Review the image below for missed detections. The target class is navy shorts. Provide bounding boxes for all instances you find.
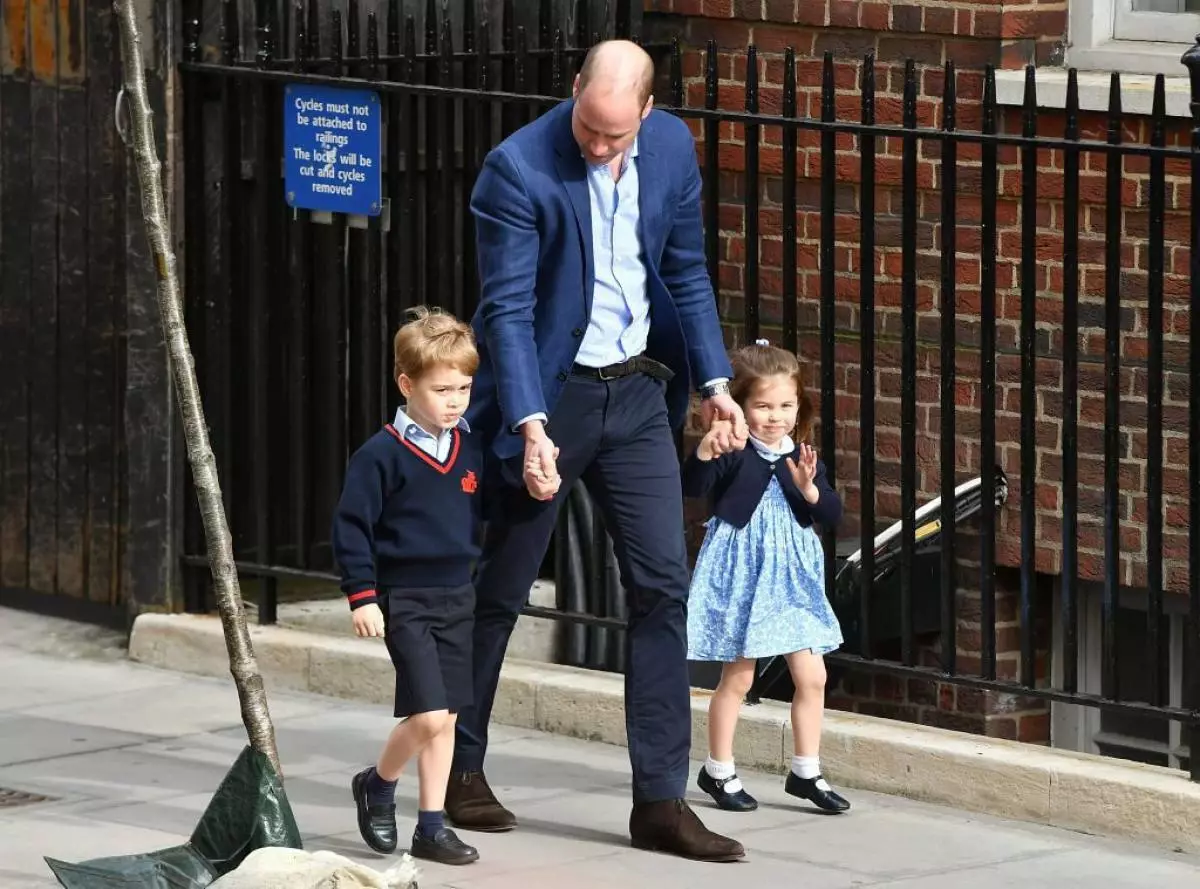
[381,583,475,718]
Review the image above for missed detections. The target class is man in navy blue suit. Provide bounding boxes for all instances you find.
[446,39,748,862]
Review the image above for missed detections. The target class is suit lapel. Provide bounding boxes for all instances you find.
[634,119,664,254]
[553,103,594,311]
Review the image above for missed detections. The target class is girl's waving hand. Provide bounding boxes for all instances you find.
[786,444,821,504]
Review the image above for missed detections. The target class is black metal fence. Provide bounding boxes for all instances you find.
[178,0,1200,778]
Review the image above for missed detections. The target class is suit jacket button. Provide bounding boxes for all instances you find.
[572,327,583,337]
[557,371,568,381]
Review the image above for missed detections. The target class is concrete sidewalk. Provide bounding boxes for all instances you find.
[1,623,1198,887]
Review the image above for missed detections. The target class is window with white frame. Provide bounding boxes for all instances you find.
[1070,0,1200,77]
[1050,580,1192,772]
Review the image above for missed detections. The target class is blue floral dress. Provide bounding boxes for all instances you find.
[687,438,843,662]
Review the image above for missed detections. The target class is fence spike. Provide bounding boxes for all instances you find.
[821,50,833,121]
[183,1,201,63]
[306,0,319,65]
[347,0,360,59]
[404,14,416,80]
[255,0,274,67]
[540,0,553,49]
[669,37,682,108]
[745,44,758,113]
[220,0,239,64]
[782,45,795,117]
[331,8,342,69]
[552,28,566,96]
[292,0,305,67]
[425,0,438,53]
[367,11,379,77]
[387,0,400,55]
[463,0,476,52]
[943,59,956,131]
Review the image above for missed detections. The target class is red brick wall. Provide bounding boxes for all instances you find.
[654,1,1194,741]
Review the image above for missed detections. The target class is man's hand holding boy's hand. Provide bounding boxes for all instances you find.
[352,602,385,638]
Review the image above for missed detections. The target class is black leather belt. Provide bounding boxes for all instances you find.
[570,355,674,383]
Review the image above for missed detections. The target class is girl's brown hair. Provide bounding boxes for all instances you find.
[728,341,815,442]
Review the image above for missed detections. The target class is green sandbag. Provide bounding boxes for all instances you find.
[44,844,217,888]
[188,745,303,876]
[44,745,303,888]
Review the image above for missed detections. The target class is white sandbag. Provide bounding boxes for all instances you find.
[209,847,420,889]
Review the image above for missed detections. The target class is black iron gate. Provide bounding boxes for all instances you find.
[178,0,657,665]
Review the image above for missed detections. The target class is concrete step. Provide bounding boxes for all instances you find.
[260,580,561,665]
[128,612,1200,856]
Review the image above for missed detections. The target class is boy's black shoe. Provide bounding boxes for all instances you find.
[784,772,850,813]
[351,768,398,853]
[696,767,758,812]
[410,827,480,865]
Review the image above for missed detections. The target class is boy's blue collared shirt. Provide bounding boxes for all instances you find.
[393,406,470,463]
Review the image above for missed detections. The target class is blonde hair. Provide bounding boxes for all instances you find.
[393,306,479,381]
[729,341,815,442]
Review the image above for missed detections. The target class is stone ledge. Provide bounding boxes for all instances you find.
[129,612,1200,853]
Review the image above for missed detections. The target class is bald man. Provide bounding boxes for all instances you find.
[451,40,747,862]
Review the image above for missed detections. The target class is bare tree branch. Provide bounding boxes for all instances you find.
[114,0,282,776]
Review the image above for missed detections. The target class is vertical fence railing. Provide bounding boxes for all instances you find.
[978,68,999,682]
[938,61,957,676]
[898,59,918,669]
[178,0,652,650]
[1018,68,1037,689]
[819,54,837,610]
[1061,70,1080,695]
[858,55,877,661]
[179,8,1200,778]
[1185,40,1200,781]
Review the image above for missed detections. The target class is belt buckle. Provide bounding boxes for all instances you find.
[597,363,619,381]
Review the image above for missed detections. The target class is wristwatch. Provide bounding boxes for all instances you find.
[700,381,730,400]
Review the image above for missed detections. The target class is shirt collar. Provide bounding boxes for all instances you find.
[393,406,469,438]
[749,433,794,460]
[583,134,640,173]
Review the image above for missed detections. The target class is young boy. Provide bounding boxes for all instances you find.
[331,306,483,866]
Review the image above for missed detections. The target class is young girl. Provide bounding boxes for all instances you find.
[683,339,849,814]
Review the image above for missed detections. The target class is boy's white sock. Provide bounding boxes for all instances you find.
[791,755,821,780]
[705,756,743,793]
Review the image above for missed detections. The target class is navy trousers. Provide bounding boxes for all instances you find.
[453,371,692,804]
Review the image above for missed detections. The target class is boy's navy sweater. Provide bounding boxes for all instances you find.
[331,423,483,610]
[681,444,843,530]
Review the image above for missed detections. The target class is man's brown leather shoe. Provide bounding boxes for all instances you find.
[444,770,517,832]
[629,799,745,862]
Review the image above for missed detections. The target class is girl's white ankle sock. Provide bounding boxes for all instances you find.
[705,756,744,793]
[791,755,821,780]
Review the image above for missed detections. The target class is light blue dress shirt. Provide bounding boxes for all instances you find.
[516,137,725,429]
[575,139,649,367]
[392,406,469,462]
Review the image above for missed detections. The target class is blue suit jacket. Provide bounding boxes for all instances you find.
[466,100,733,460]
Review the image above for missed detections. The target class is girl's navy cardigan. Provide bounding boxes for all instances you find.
[680,445,843,530]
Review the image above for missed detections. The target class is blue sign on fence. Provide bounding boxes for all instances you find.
[284,84,382,216]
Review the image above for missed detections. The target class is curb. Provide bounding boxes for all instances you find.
[129,612,1200,853]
